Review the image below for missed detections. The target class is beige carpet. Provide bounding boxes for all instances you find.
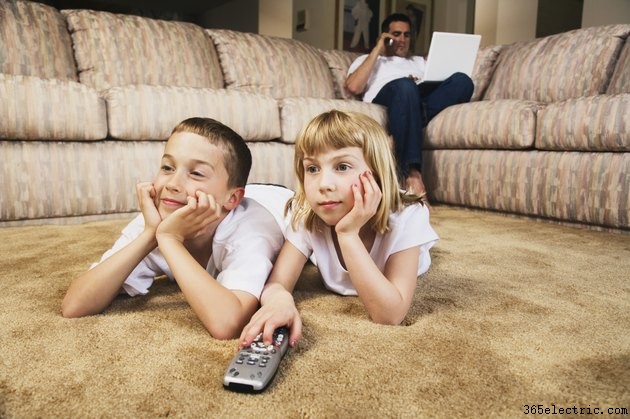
[0,206,628,418]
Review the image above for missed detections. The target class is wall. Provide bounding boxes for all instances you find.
[433,0,475,33]
[582,0,630,27]
[199,0,258,32]
[259,0,293,38]
[475,0,630,47]
[495,0,538,45]
[292,0,338,49]
[474,0,498,47]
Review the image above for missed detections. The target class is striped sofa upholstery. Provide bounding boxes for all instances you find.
[0,0,76,81]
[423,25,630,230]
[0,0,106,143]
[205,28,387,147]
[0,0,628,230]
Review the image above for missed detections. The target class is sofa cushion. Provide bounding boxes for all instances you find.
[0,74,106,140]
[247,141,296,189]
[484,25,630,102]
[318,49,361,100]
[0,0,77,81]
[207,29,336,100]
[62,10,223,92]
[425,99,543,150]
[607,36,630,94]
[105,85,280,141]
[0,140,164,221]
[423,149,630,229]
[279,97,386,144]
[470,45,502,101]
[536,94,630,152]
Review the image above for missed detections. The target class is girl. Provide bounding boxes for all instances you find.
[240,110,438,348]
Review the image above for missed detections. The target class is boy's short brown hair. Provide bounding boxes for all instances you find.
[171,117,252,188]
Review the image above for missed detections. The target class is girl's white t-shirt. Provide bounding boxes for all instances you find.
[286,204,438,296]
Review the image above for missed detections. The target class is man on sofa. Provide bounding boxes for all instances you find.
[345,13,474,200]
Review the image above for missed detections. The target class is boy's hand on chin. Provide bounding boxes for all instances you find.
[136,182,162,231]
[157,191,222,243]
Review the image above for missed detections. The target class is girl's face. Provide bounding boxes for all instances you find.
[302,146,371,226]
[153,132,232,219]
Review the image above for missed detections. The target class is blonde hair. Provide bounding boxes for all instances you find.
[289,110,421,233]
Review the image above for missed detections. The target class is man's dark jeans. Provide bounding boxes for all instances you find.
[372,72,473,177]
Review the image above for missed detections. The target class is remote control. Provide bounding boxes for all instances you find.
[223,327,290,393]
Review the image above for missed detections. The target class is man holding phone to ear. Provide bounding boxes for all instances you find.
[346,13,474,203]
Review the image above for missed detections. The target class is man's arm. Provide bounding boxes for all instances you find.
[345,33,392,96]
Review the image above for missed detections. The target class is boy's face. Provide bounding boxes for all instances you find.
[153,132,233,219]
[302,146,371,226]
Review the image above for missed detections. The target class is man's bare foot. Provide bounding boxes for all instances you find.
[405,169,431,209]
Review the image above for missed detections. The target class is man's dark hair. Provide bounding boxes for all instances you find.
[381,13,412,33]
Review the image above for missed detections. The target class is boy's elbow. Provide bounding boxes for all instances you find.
[61,300,86,318]
[370,311,406,326]
[61,295,103,318]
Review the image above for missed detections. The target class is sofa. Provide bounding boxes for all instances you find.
[1,0,628,231]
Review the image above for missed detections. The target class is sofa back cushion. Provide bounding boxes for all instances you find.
[62,10,223,92]
[0,0,77,81]
[318,49,361,100]
[607,35,630,94]
[470,45,502,101]
[207,29,336,100]
[484,25,630,102]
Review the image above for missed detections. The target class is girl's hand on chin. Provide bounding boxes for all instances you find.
[336,171,382,234]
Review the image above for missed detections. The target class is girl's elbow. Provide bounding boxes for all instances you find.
[209,327,239,340]
[204,320,242,340]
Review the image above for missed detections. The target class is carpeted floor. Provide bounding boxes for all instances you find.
[0,206,628,418]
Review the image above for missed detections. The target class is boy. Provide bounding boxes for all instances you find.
[61,117,290,340]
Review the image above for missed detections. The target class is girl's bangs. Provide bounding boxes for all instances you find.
[298,119,365,157]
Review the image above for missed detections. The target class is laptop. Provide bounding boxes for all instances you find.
[417,31,481,94]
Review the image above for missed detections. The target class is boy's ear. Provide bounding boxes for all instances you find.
[223,186,245,211]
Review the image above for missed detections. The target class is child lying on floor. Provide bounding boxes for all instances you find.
[239,110,438,348]
[62,117,292,339]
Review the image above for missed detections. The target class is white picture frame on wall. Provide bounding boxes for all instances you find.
[336,0,391,52]
[392,0,433,56]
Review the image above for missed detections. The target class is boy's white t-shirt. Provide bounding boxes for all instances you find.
[347,54,426,103]
[93,184,294,299]
[285,203,438,296]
